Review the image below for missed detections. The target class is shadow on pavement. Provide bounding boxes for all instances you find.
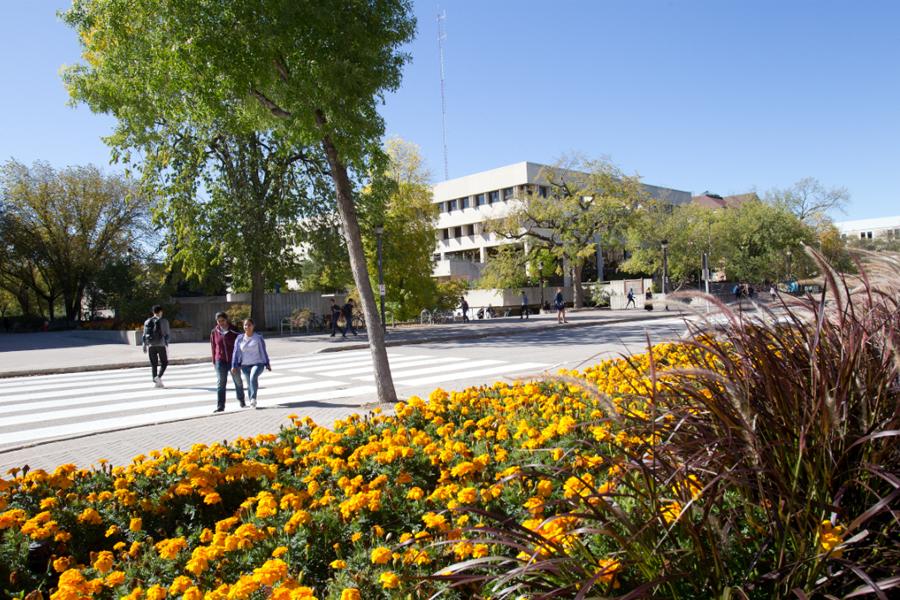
[0,331,123,352]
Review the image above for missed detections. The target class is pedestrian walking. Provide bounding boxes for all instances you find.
[460,297,469,323]
[520,291,529,320]
[342,299,358,337]
[554,288,568,324]
[210,311,246,413]
[644,289,653,311]
[231,317,271,409]
[329,298,344,337]
[625,288,636,309]
[141,304,170,388]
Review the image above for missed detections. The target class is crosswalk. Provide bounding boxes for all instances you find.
[0,350,547,448]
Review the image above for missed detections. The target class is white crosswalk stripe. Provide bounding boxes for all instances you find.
[0,350,547,448]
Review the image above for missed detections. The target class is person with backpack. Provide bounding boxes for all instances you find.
[142,305,170,388]
[625,288,636,309]
[342,299,358,337]
[231,317,272,409]
[210,311,246,413]
[554,288,568,324]
[520,291,529,320]
[329,298,344,337]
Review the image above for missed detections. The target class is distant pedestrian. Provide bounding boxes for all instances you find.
[520,291,529,319]
[461,297,469,323]
[769,283,777,297]
[142,304,170,388]
[486,304,495,319]
[733,283,741,301]
[644,289,653,311]
[210,311,246,413]
[555,288,568,324]
[342,299,358,337]
[329,298,344,337]
[231,318,271,409]
[625,288,636,309]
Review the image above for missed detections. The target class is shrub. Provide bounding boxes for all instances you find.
[227,303,252,327]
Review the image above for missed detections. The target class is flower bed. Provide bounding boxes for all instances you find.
[0,343,698,599]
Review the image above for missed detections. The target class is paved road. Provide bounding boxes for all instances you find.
[0,316,687,472]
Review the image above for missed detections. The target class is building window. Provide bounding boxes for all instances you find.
[442,229,450,240]
[538,185,549,198]
[465,224,475,236]
[489,190,499,204]
[448,199,458,212]
[475,193,486,206]
[461,196,470,209]
[454,226,463,238]
[503,187,514,201]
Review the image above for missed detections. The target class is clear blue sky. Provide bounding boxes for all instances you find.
[2,1,898,219]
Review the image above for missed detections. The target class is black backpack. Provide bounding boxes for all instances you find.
[143,317,163,345]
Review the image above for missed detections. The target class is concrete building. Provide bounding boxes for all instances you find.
[432,161,691,281]
[834,216,900,241]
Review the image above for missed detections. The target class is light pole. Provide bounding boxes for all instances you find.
[661,239,669,311]
[375,225,386,334]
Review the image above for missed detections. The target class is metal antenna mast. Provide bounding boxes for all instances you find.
[437,8,449,180]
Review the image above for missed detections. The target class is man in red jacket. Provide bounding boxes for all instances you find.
[210,312,246,413]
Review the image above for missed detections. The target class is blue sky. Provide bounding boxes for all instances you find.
[2,1,898,219]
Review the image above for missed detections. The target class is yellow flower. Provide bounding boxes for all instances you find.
[330,559,347,569]
[370,546,392,564]
[103,570,126,587]
[340,589,361,600]
[818,520,846,558]
[129,517,142,532]
[379,571,400,589]
[146,584,167,600]
[155,537,187,560]
[406,487,425,500]
[93,550,114,574]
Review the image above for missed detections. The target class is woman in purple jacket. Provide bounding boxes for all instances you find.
[231,318,272,409]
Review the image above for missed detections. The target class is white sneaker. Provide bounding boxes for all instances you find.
[154,377,164,388]
[250,398,257,409]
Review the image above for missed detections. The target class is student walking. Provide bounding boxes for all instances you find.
[329,298,344,337]
[644,289,654,311]
[142,305,170,388]
[625,288,636,309]
[555,288,568,324]
[520,291,529,319]
[342,299,358,337]
[231,318,271,409]
[210,311,245,413]
[460,297,469,323]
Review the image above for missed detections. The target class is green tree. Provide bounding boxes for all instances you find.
[63,0,416,403]
[623,202,721,290]
[491,156,645,307]
[715,199,814,282]
[0,160,149,321]
[363,138,438,321]
[765,177,849,225]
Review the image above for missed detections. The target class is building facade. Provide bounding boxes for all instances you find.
[834,216,900,241]
[432,161,691,281]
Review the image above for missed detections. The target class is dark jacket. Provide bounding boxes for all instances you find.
[210,326,241,364]
[342,303,354,319]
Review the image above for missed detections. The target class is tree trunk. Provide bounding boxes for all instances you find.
[572,263,584,308]
[251,269,267,329]
[319,133,397,404]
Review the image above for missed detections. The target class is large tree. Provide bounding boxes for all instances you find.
[490,156,645,307]
[363,138,438,321]
[63,0,415,403]
[765,177,849,225]
[0,161,149,321]
[623,202,721,290]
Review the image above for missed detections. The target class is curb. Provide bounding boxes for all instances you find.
[0,312,683,378]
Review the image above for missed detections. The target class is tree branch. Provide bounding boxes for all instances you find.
[250,88,292,118]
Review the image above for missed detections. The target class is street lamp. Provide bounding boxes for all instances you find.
[660,239,669,295]
[786,248,793,281]
[375,225,386,334]
[661,239,669,311]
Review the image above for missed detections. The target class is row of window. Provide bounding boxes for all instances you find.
[438,185,549,214]
[440,224,479,240]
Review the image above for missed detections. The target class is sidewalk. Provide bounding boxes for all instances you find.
[0,308,681,378]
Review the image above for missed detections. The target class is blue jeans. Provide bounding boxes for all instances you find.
[215,360,244,410]
[241,364,266,400]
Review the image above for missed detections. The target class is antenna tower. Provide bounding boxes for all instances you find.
[437,8,449,180]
